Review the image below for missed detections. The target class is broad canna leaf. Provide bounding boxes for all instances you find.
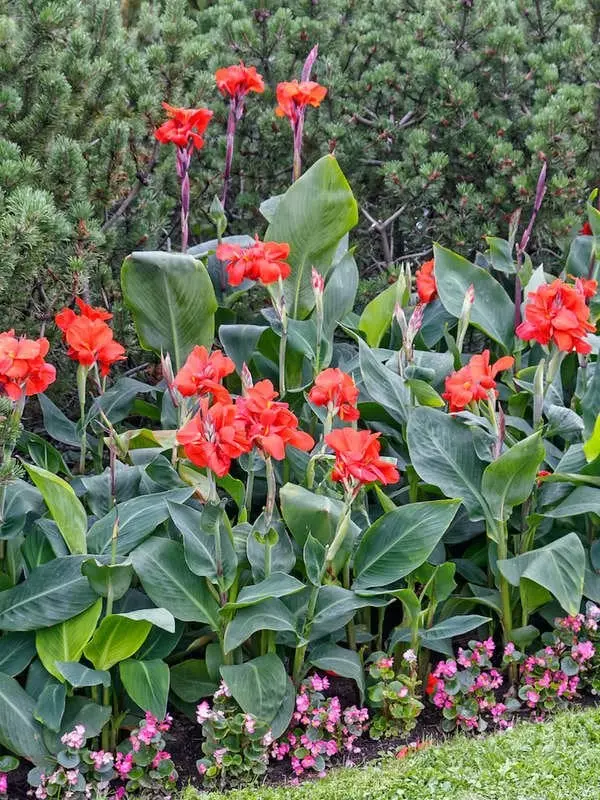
[322,251,359,341]
[265,155,358,319]
[353,500,461,590]
[24,464,87,555]
[223,598,297,654]
[120,659,169,720]
[434,244,515,350]
[308,643,365,703]
[0,673,49,762]
[498,532,586,616]
[0,632,36,677]
[358,281,399,347]
[224,572,305,610]
[0,557,98,631]
[33,681,66,732]
[36,599,102,681]
[221,654,288,724]
[121,251,217,371]
[481,432,545,521]
[83,614,152,671]
[170,659,216,703]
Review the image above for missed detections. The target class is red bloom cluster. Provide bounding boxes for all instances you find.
[155,103,213,151]
[580,221,593,236]
[275,80,327,124]
[308,368,360,421]
[415,259,437,304]
[236,380,314,460]
[55,298,126,376]
[176,372,314,475]
[0,331,56,400]
[215,64,264,99]
[174,346,234,403]
[516,277,597,354]
[325,428,399,495]
[442,350,514,412]
[216,237,291,286]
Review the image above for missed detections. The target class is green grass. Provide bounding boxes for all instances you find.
[179,707,600,800]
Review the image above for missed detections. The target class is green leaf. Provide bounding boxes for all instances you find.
[270,678,296,739]
[224,573,305,610]
[120,659,169,719]
[170,660,216,702]
[0,632,36,676]
[60,697,110,740]
[119,608,175,633]
[546,487,600,517]
[265,155,358,319]
[358,338,409,422]
[304,535,326,586]
[584,415,600,461]
[482,433,545,521]
[280,484,359,551]
[221,654,288,724]
[353,500,461,591]
[38,394,81,448]
[405,378,445,408]
[55,662,111,689]
[24,464,87,555]
[83,614,152,671]
[0,673,48,762]
[322,252,359,340]
[219,324,268,373]
[434,244,515,350]
[81,559,133,601]
[498,533,586,615]
[407,407,488,520]
[0,557,98,631]
[310,586,369,641]
[130,538,220,628]
[358,282,398,347]
[34,681,66,732]
[308,644,365,703]
[19,431,70,476]
[485,236,515,274]
[421,615,491,645]
[167,501,237,589]
[121,251,217,371]
[36,599,102,681]
[223,598,297,654]
[87,488,194,556]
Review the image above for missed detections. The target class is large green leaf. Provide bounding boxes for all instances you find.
[434,244,515,350]
[36,599,102,681]
[0,632,36,677]
[170,660,216,702]
[310,586,369,641]
[224,573,305,610]
[353,500,460,590]
[221,654,288,724]
[130,538,220,628]
[265,155,358,319]
[121,251,217,371]
[0,557,98,631]
[120,659,169,720]
[498,533,586,615]
[24,464,87,555]
[358,282,398,347]
[420,614,491,646]
[308,644,365,703]
[81,559,133,601]
[223,599,297,654]
[34,681,66,732]
[322,252,359,340]
[279,484,359,549]
[358,338,410,422]
[83,614,152,671]
[0,673,48,762]
[546,487,600,517]
[87,488,194,555]
[55,662,111,689]
[482,433,545,521]
[407,407,488,520]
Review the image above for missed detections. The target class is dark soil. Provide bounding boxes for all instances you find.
[6,682,599,799]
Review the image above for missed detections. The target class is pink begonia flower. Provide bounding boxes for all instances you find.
[0,774,7,795]
[196,701,213,723]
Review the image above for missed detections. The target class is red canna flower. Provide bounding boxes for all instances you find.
[325,427,399,495]
[308,368,360,421]
[536,469,551,487]
[155,103,213,151]
[579,221,593,236]
[215,63,265,99]
[415,259,437,304]
[216,236,291,286]
[425,674,440,696]
[0,331,56,400]
[177,397,251,477]
[516,278,597,354]
[236,379,314,460]
[442,350,514,412]
[174,346,235,403]
[55,301,126,377]
[275,80,327,124]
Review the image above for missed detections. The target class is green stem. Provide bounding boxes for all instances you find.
[343,562,356,651]
[376,606,385,652]
[325,500,352,573]
[244,450,255,518]
[277,279,288,398]
[293,584,320,684]
[264,456,276,531]
[495,521,513,644]
[101,684,111,751]
[77,365,89,474]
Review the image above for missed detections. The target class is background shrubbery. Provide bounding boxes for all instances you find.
[1,0,598,331]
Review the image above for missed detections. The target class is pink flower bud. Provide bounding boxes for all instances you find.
[311,267,325,295]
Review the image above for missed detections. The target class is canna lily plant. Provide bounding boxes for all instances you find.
[0,46,596,789]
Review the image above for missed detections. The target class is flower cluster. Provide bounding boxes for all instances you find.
[216,237,291,287]
[216,63,265,101]
[271,674,369,779]
[558,604,600,695]
[196,684,273,785]
[155,102,213,152]
[275,80,327,125]
[516,276,597,354]
[308,367,360,422]
[426,639,517,732]
[55,298,126,377]
[116,711,176,795]
[0,329,55,401]
[415,259,437,304]
[325,428,400,499]
[367,653,424,739]
[442,350,514,412]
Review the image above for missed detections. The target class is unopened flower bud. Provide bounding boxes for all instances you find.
[311,267,325,295]
[241,362,254,393]
[456,284,475,351]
